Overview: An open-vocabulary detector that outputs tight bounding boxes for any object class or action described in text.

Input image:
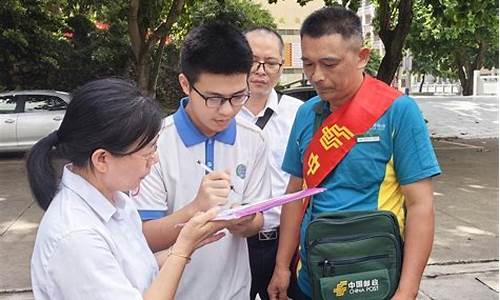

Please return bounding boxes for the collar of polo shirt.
[173,97,237,147]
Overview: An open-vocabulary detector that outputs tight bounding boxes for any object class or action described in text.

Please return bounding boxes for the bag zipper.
[317,254,390,277]
[306,213,401,244]
[309,232,398,250]
[306,233,401,284]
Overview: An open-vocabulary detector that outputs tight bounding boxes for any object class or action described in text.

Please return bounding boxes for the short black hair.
[244,26,285,56]
[26,78,164,210]
[180,22,253,84]
[301,6,362,42]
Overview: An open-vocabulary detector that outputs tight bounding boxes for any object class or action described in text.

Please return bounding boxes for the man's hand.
[267,265,291,300]
[225,214,256,237]
[192,170,231,211]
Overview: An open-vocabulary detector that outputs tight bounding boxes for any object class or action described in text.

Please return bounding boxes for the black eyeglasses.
[191,85,251,108]
[251,61,283,73]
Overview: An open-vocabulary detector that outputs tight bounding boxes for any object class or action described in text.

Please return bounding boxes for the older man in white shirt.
[239,27,303,300]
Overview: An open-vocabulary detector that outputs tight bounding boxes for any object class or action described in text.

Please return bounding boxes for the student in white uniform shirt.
[133,22,271,300]
[239,27,303,300]
[27,78,228,300]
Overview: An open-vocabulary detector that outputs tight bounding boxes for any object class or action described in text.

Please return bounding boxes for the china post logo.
[333,281,348,297]
[333,278,380,297]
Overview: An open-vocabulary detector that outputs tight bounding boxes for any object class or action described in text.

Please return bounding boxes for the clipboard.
[213,187,326,220]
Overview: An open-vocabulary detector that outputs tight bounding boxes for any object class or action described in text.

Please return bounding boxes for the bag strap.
[313,101,325,132]
[254,92,282,129]
[300,103,325,204]
[290,101,324,275]
[302,102,328,210]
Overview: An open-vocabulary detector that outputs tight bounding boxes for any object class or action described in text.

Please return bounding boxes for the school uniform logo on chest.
[236,164,247,179]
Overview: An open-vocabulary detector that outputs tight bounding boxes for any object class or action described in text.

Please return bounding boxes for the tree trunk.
[377,49,403,85]
[462,77,473,96]
[148,35,168,98]
[455,60,474,96]
[376,0,413,85]
[137,58,153,98]
[127,0,185,99]
[419,74,425,92]
[454,40,487,96]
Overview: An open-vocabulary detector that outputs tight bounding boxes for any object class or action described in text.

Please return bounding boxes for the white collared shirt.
[31,166,159,300]
[133,98,272,300]
[239,89,303,229]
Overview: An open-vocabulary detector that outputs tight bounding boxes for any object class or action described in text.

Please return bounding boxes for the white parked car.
[0,90,71,152]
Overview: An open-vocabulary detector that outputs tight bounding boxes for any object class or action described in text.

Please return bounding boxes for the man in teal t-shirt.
[267,7,441,300]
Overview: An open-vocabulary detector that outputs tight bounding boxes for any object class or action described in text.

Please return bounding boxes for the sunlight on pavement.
[0,220,39,233]
[467,184,485,189]
[449,225,496,237]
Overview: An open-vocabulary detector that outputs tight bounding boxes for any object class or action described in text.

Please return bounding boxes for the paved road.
[0,138,498,299]
[415,95,498,139]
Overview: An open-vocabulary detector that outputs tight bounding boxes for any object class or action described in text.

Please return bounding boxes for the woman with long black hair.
[27,78,226,300]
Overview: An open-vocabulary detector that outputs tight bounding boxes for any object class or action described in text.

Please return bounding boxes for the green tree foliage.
[0,0,66,91]
[366,48,382,76]
[174,0,276,39]
[269,0,360,11]
[408,0,499,95]
[0,0,274,104]
[0,0,131,92]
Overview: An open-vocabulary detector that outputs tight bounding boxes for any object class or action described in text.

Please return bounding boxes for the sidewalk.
[1,138,497,300]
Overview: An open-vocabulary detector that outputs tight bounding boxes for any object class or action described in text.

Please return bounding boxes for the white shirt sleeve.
[46,229,144,300]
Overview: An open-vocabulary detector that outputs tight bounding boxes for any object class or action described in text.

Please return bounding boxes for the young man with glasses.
[239,27,303,300]
[133,22,271,300]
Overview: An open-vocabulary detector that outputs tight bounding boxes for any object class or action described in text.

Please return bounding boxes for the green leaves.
[407,0,498,94]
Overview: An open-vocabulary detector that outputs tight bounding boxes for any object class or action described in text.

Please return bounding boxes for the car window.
[24,95,67,112]
[0,96,16,114]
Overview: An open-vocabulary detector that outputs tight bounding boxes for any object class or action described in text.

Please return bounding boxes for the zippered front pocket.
[307,233,400,300]
[308,233,399,276]
[316,254,390,277]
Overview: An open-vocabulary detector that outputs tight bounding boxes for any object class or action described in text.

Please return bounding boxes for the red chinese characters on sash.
[303,76,402,188]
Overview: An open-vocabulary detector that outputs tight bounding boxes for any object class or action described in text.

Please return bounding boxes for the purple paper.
[213,187,326,220]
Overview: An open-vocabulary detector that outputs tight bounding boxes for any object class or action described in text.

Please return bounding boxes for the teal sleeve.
[392,96,441,184]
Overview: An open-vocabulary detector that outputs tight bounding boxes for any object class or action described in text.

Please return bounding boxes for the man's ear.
[178,73,191,96]
[357,47,371,69]
[90,149,109,174]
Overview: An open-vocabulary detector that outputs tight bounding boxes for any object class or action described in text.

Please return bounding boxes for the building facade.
[254,0,384,85]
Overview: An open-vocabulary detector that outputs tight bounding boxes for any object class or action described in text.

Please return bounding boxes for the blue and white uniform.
[134,98,272,300]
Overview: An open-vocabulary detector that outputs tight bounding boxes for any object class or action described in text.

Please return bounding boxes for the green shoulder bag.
[305,210,403,300]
